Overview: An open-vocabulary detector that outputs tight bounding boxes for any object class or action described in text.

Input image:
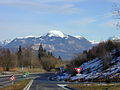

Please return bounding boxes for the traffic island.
[0,79,31,90]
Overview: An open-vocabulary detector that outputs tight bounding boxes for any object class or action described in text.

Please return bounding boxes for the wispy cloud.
[0,0,85,14]
[99,20,116,28]
[70,18,96,27]
[103,12,114,18]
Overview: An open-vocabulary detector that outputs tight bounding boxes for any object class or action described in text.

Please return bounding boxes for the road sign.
[10,75,16,81]
[75,68,82,74]
[10,75,16,84]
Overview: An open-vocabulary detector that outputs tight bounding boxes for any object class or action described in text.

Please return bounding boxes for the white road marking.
[57,84,70,90]
[23,80,33,90]
[23,76,40,90]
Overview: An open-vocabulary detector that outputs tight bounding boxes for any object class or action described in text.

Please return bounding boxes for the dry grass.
[13,68,46,73]
[69,83,120,90]
[0,79,31,90]
[0,68,46,75]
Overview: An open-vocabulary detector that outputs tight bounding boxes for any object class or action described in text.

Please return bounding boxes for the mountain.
[2,39,12,46]
[4,30,93,60]
[0,41,2,46]
[108,36,120,42]
[89,40,99,44]
[0,39,12,47]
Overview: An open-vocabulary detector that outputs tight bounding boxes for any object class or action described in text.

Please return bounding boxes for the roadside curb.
[23,80,33,90]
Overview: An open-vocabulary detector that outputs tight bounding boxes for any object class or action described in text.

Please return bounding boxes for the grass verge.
[0,68,46,75]
[0,79,31,90]
[68,83,120,90]
[15,68,46,73]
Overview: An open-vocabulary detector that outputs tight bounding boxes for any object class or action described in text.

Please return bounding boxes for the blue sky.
[0,0,120,42]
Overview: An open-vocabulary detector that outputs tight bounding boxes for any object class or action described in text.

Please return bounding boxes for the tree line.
[0,44,62,71]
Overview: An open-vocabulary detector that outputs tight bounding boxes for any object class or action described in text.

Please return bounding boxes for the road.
[0,73,39,88]
[0,73,77,90]
[29,73,77,90]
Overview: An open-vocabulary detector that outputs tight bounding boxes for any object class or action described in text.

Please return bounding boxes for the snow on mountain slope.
[108,36,120,43]
[74,36,84,39]
[108,36,120,42]
[108,36,120,41]
[0,39,12,46]
[16,35,41,39]
[89,40,99,44]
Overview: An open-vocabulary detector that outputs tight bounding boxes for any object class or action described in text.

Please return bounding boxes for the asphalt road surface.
[0,73,77,90]
[29,73,77,90]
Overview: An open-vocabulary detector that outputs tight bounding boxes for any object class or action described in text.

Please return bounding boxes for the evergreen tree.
[38,44,44,60]
[17,46,23,68]
[105,40,115,52]
[58,56,62,60]
[48,51,53,57]
[50,52,53,57]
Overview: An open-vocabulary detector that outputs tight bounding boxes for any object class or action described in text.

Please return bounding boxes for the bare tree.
[41,57,56,71]
[103,53,112,69]
[1,49,16,71]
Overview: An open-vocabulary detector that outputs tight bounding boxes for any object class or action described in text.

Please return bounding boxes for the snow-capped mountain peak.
[47,30,67,38]
[24,35,40,38]
[108,36,120,41]
[74,36,83,39]
[4,30,93,60]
